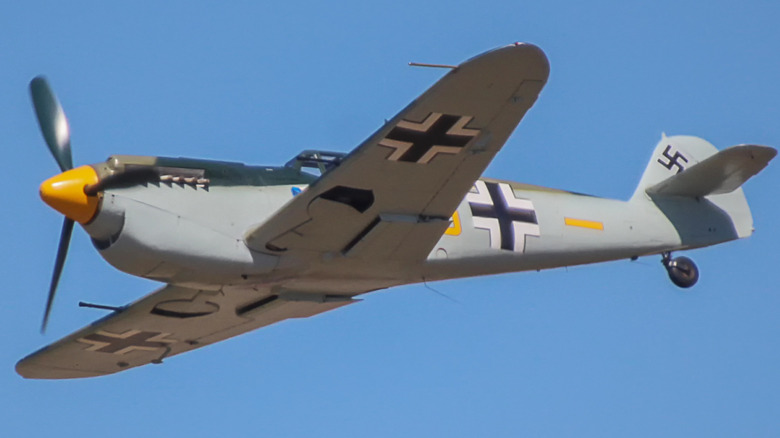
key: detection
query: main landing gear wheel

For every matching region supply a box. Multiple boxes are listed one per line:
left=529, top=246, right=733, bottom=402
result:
left=661, top=252, right=699, bottom=288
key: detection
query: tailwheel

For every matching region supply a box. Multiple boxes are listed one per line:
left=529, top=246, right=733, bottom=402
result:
left=661, top=252, right=699, bottom=288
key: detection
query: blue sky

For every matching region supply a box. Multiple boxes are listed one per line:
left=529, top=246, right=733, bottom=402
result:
left=2, top=1, right=778, bottom=437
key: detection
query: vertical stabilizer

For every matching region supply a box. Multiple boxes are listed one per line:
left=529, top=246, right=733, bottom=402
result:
left=630, top=134, right=718, bottom=202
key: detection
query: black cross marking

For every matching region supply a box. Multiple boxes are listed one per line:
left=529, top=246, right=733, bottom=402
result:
left=469, top=182, right=537, bottom=251
left=657, top=145, right=688, bottom=174
left=78, top=330, right=175, bottom=354
left=379, top=113, right=478, bottom=163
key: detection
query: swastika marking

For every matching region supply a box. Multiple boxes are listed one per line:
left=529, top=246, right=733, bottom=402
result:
left=657, top=145, right=688, bottom=174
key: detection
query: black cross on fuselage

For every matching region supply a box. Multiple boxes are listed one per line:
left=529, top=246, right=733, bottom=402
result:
left=81, top=331, right=169, bottom=354
left=469, top=182, right=537, bottom=251
left=384, top=114, right=474, bottom=163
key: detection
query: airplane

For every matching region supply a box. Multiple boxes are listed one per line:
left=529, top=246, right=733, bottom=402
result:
left=17, top=43, right=775, bottom=379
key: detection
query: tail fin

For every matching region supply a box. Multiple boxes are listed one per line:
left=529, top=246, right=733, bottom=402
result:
left=631, top=135, right=776, bottom=244
left=630, top=134, right=719, bottom=201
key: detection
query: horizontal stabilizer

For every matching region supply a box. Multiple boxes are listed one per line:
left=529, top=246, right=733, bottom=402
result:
left=646, top=145, right=776, bottom=197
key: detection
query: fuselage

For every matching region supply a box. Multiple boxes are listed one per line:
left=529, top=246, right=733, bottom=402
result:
left=65, top=153, right=739, bottom=295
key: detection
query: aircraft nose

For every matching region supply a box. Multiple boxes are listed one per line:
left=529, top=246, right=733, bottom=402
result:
left=39, top=165, right=100, bottom=224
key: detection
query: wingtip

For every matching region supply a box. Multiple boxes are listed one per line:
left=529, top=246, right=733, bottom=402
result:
left=460, top=42, right=549, bottom=82
left=506, top=42, right=549, bottom=79
left=738, top=144, right=778, bottom=163
left=16, top=356, right=107, bottom=380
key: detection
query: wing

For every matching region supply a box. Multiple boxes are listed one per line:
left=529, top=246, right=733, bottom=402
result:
left=17, top=284, right=357, bottom=379
left=245, top=43, right=549, bottom=264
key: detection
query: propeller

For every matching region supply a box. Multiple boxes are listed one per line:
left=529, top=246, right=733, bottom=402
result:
left=31, top=77, right=72, bottom=172
left=30, top=76, right=75, bottom=333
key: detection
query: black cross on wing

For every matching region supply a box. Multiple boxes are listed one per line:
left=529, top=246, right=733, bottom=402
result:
left=467, top=181, right=540, bottom=252
left=77, top=329, right=177, bottom=355
left=379, top=112, right=479, bottom=163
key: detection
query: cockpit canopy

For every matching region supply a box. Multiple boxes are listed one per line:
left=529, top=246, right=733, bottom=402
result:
left=94, top=150, right=347, bottom=189
left=284, top=150, right=347, bottom=176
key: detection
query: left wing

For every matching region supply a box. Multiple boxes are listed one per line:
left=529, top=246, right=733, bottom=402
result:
left=244, top=43, right=549, bottom=264
left=17, top=284, right=356, bottom=379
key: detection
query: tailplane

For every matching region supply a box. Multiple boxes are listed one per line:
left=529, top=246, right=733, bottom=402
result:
left=632, top=135, right=775, bottom=201
left=646, top=144, right=775, bottom=197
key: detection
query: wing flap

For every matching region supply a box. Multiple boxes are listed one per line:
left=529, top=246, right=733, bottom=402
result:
left=343, top=214, right=450, bottom=259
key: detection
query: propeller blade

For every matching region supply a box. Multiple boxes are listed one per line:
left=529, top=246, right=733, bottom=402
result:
left=30, top=76, right=73, bottom=172
left=41, top=218, right=74, bottom=333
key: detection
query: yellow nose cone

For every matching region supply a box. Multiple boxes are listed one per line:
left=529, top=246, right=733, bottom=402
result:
left=40, top=165, right=100, bottom=224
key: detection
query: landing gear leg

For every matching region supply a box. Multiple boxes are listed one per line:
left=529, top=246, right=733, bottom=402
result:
left=661, top=252, right=699, bottom=288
